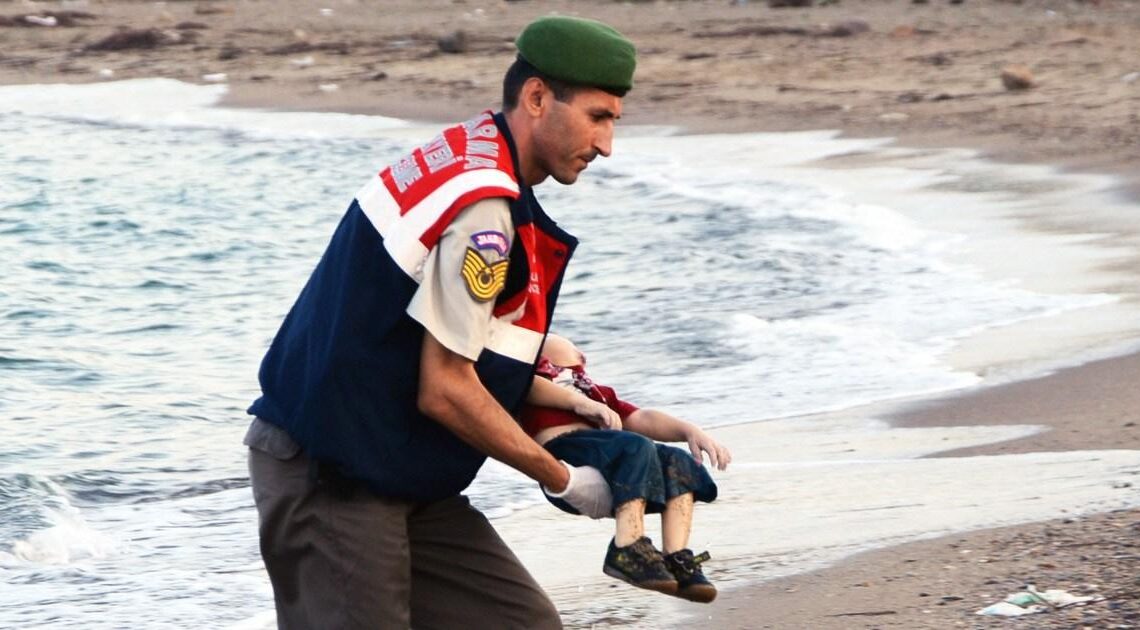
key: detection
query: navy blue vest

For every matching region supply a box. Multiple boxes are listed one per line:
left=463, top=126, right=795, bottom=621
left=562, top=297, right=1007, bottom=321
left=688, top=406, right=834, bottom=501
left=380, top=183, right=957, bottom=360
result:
left=249, top=114, right=577, bottom=501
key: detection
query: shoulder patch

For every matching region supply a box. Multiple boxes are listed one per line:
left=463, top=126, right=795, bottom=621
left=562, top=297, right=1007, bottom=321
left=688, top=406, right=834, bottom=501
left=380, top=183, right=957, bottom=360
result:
left=461, top=247, right=509, bottom=302
left=470, top=230, right=510, bottom=256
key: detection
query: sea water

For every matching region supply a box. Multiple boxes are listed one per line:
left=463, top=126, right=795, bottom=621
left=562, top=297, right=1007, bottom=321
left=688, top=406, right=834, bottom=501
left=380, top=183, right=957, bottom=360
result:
left=1, top=79, right=1135, bottom=628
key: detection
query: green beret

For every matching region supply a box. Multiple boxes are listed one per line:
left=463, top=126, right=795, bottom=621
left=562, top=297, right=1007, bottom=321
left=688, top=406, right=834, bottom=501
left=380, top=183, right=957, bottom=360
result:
left=516, top=16, right=636, bottom=93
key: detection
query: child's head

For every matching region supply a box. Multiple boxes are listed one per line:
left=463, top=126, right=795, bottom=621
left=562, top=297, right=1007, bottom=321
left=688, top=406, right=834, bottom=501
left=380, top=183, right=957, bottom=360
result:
left=541, top=333, right=586, bottom=368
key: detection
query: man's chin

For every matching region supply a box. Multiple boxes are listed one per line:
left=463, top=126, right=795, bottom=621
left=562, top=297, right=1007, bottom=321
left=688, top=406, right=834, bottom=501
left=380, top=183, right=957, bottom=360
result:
left=552, top=168, right=583, bottom=186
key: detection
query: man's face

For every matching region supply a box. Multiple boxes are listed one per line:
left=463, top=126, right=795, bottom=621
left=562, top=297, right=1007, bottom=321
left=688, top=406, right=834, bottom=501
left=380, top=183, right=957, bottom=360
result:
left=531, top=87, right=622, bottom=186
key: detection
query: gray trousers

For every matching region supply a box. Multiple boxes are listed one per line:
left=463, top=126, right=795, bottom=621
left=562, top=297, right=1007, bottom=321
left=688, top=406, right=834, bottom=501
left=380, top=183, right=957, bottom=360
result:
left=248, top=445, right=562, bottom=629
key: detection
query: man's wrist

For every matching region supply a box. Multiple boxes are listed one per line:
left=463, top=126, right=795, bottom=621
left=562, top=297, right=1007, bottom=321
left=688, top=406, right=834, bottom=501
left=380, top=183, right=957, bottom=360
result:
left=544, top=460, right=572, bottom=495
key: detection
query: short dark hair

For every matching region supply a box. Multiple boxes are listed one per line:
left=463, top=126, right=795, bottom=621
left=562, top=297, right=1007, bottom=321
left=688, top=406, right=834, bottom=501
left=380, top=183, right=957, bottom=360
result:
left=501, top=57, right=628, bottom=111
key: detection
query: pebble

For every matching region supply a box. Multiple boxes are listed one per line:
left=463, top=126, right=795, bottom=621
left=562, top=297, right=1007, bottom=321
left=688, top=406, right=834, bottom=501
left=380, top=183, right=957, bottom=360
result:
left=24, top=15, right=58, bottom=26
left=1001, top=64, right=1035, bottom=90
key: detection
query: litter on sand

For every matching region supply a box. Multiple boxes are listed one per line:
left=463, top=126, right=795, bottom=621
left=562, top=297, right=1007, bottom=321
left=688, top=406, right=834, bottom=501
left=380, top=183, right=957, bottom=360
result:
left=976, top=584, right=1104, bottom=616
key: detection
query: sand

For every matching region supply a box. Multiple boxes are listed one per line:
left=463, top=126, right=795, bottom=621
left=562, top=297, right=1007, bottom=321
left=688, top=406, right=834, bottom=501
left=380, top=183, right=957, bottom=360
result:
left=3, top=0, right=1139, bottom=627
left=698, top=352, right=1140, bottom=629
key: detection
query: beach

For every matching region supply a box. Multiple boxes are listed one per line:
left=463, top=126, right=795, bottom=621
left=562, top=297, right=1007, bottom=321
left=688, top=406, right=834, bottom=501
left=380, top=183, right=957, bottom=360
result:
left=3, top=0, right=1139, bottom=628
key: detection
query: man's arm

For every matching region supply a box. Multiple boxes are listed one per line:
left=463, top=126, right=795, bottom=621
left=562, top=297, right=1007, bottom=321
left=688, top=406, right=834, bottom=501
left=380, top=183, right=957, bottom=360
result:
left=418, top=332, right=571, bottom=491
left=406, top=198, right=611, bottom=517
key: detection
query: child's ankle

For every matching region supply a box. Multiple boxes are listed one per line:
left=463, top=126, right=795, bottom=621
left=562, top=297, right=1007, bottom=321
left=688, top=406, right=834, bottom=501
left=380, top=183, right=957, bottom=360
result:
left=614, top=532, right=641, bottom=547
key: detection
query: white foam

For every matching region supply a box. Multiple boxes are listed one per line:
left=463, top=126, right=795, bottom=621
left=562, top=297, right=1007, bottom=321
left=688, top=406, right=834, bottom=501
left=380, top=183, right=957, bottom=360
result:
left=0, top=78, right=410, bottom=139
left=2, top=505, right=118, bottom=567
left=223, top=611, right=277, bottom=630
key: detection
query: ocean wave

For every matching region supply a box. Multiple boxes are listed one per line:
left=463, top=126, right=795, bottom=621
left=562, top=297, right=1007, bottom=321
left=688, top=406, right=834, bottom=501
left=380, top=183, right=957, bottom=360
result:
left=0, top=473, right=117, bottom=567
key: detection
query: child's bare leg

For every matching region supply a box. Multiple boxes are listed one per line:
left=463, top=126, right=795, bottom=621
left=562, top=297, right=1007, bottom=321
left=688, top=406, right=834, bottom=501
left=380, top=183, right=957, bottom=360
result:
left=614, top=498, right=646, bottom=547
left=661, top=492, right=694, bottom=553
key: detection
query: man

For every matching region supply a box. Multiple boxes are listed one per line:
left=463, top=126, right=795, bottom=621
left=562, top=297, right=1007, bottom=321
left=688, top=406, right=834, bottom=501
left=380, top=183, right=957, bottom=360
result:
left=243, top=16, right=637, bottom=629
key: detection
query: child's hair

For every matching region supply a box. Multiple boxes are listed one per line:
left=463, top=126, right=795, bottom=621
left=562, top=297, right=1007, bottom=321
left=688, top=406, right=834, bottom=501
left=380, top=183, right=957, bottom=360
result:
left=541, top=333, right=586, bottom=368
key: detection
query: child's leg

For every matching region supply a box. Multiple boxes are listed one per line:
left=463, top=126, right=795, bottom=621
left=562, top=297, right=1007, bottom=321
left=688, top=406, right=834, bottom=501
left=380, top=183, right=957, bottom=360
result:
left=652, top=444, right=720, bottom=603
left=661, top=492, right=693, bottom=554
left=614, top=498, right=646, bottom=547
left=605, top=498, right=677, bottom=595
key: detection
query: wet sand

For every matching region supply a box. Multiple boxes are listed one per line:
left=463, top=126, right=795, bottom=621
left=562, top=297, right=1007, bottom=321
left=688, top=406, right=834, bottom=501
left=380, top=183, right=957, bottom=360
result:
left=699, top=351, right=1140, bottom=629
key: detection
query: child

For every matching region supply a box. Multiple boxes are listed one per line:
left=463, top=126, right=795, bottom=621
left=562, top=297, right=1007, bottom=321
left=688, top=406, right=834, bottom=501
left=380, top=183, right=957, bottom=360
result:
left=520, top=334, right=732, bottom=603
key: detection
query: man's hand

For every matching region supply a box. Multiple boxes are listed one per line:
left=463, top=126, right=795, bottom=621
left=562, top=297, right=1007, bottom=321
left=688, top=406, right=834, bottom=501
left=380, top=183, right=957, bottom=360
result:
left=543, top=461, right=613, bottom=518
left=685, top=428, right=732, bottom=471
left=571, top=397, right=622, bottom=430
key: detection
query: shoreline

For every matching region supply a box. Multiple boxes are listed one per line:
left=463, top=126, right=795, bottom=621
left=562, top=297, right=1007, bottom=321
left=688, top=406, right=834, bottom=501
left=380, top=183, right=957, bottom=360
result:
left=689, top=348, right=1140, bottom=629
left=5, top=1, right=1139, bottom=627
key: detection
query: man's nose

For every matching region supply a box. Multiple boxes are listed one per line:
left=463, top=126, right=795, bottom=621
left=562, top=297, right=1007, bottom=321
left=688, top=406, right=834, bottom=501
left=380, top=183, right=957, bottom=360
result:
left=593, top=122, right=614, bottom=158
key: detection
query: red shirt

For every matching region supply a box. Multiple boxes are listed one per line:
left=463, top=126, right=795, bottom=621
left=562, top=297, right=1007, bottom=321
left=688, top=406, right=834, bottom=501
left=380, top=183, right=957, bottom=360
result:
left=517, top=358, right=639, bottom=437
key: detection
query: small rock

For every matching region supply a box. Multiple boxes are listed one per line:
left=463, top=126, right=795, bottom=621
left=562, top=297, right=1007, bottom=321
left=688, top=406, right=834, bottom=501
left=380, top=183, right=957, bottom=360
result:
left=1122, top=73, right=1139, bottom=84
left=897, top=91, right=924, bottom=103
left=85, top=28, right=178, bottom=52
left=268, top=42, right=315, bottom=56
left=822, top=19, right=870, bottom=37
left=318, top=83, right=339, bottom=92
left=218, top=45, right=242, bottom=61
left=923, top=52, right=952, bottom=66
left=201, top=73, right=227, bottom=82
left=438, top=30, right=469, bottom=54
left=1001, top=64, right=1035, bottom=90
left=176, top=21, right=209, bottom=30
left=290, top=55, right=315, bottom=67
left=769, top=0, right=813, bottom=6
left=56, top=62, right=89, bottom=74
left=24, top=15, right=58, bottom=27
left=6, top=10, right=94, bottom=27
left=370, top=71, right=388, bottom=81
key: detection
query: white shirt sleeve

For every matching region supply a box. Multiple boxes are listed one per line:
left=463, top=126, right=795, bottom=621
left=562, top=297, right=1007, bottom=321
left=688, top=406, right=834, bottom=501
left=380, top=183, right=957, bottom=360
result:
left=406, top=197, right=514, bottom=361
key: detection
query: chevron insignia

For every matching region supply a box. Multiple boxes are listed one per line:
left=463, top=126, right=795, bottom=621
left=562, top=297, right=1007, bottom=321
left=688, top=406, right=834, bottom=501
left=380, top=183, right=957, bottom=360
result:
left=461, top=247, right=509, bottom=302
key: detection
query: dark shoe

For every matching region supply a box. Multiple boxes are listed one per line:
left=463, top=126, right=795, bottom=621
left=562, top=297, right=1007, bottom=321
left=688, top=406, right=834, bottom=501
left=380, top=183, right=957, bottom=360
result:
left=663, top=549, right=717, bottom=603
left=602, top=537, right=678, bottom=595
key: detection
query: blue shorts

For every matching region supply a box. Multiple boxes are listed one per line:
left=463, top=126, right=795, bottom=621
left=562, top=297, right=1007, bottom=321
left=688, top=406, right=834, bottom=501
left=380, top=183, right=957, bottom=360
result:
left=543, top=429, right=718, bottom=516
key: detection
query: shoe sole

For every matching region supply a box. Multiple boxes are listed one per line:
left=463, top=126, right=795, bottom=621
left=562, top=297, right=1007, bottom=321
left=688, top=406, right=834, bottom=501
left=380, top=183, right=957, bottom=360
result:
left=676, top=584, right=718, bottom=604
left=603, top=566, right=679, bottom=595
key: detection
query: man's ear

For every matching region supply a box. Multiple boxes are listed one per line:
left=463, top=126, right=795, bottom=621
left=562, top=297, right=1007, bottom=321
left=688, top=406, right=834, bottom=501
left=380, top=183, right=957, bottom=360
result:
left=520, top=77, right=548, bottom=117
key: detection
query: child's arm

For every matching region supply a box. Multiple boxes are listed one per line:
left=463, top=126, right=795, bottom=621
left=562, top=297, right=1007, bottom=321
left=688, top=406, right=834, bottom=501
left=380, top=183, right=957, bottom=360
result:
left=526, top=376, right=622, bottom=430
left=623, top=408, right=732, bottom=470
